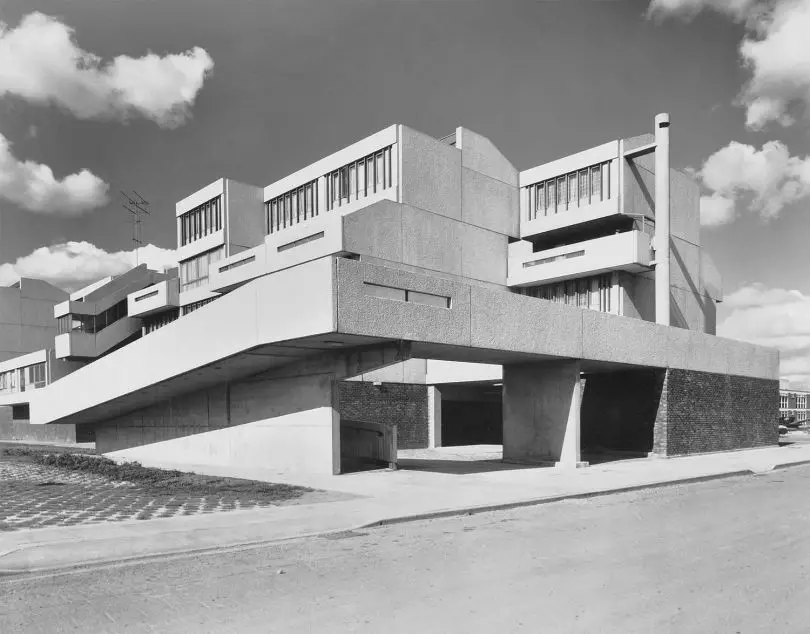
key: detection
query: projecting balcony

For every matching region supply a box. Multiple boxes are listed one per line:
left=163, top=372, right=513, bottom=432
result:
left=208, top=212, right=347, bottom=294
left=55, top=317, right=141, bottom=360
left=127, top=279, right=180, bottom=318
left=507, top=230, right=653, bottom=288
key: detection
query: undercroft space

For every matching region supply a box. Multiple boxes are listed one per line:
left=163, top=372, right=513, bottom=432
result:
left=396, top=444, right=650, bottom=475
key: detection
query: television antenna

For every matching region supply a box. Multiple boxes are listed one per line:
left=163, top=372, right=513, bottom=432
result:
left=121, top=190, right=150, bottom=265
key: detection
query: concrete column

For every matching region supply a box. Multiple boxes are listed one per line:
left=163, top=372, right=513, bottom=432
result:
left=654, top=113, right=671, bottom=326
left=428, top=386, right=442, bottom=448
left=502, top=360, right=586, bottom=468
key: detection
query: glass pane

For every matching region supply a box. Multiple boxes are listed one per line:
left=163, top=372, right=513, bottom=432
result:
left=579, top=170, right=589, bottom=204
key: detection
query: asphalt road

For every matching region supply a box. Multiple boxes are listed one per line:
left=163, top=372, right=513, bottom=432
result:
left=3, top=465, right=810, bottom=633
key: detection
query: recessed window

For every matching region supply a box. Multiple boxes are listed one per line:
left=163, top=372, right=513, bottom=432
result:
left=522, top=250, right=585, bottom=268
left=277, top=231, right=325, bottom=253
left=134, top=289, right=159, bottom=302
left=363, top=282, right=451, bottom=309
left=219, top=255, right=256, bottom=273
left=179, top=196, right=222, bottom=246
left=526, top=160, right=611, bottom=220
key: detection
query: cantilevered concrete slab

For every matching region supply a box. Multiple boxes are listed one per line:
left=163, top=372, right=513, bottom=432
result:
left=28, top=255, right=778, bottom=475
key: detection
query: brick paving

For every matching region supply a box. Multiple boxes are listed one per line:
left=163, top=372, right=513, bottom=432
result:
left=0, top=460, right=282, bottom=532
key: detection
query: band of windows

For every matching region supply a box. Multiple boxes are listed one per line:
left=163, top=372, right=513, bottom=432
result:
left=143, top=309, right=180, bottom=335
left=325, top=145, right=393, bottom=211
left=265, top=145, right=394, bottom=236
left=523, top=274, right=613, bottom=313
left=57, top=299, right=129, bottom=336
left=266, top=180, right=318, bottom=235
left=526, top=161, right=611, bottom=220
left=0, top=362, right=46, bottom=394
left=182, top=297, right=218, bottom=316
left=179, top=196, right=223, bottom=246
left=179, top=247, right=225, bottom=292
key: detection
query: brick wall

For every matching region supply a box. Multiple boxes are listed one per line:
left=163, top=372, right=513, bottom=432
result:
left=663, top=369, right=779, bottom=455
left=338, top=381, right=429, bottom=449
left=581, top=368, right=778, bottom=456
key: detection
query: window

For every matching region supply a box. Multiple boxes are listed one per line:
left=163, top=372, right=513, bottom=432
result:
left=780, top=394, right=789, bottom=409
left=266, top=179, right=318, bottom=234
left=523, top=250, right=585, bottom=268
left=143, top=309, right=180, bottom=335
left=525, top=160, right=612, bottom=220
left=182, top=297, right=218, bottom=316
left=325, top=146, right=394, bottom=211
left=363, top=282, right=451, bottom=309
left=524, top=273, right=613, bottom=313
left=179, top=196, right=222, bottom=246
left=277, top=231, right=325, bottom=253
left=179, top=247, right=225, bottom=292
left=218, top=255, right=256, bottom=273
left=134, top=290, right=159, bottom=302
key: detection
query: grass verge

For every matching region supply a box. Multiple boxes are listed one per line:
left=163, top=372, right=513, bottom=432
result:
left=1, top=445, right=313, bottom=501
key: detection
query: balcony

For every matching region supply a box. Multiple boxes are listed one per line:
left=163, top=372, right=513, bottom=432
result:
left=507, top=230, right=653, bottom=288
left=55, top=317, right=141, bottom=360
left=128, top=279, right=180, bottom=318
left=208, top=212, right=346, bottom=294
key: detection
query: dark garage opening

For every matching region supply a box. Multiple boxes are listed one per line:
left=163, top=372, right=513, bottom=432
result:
left=440, top=383, right=503, bottom=447
left=580, top=369, right=665, bottom=462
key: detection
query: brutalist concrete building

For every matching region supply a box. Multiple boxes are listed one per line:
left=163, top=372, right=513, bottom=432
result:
left=15, top=113, right=777, bottom=475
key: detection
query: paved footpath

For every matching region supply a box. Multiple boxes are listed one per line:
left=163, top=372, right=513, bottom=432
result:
left=2, top=441, right=810, bottom=575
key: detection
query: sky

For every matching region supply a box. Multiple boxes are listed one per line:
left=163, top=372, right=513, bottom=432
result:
left=0, top=0, right=808, bottom=386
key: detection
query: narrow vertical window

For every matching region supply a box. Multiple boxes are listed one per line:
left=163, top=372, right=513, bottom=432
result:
left=568, top=173, right=578, bottom=209
left=579, top=170, right=589, bottom=205
left=547, top=179, right=556, bottom=214
left=591, top=165, right=602, bottom=202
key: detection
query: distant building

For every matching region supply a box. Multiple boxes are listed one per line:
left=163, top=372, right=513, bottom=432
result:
left=780, top=389, right=810, bottom=422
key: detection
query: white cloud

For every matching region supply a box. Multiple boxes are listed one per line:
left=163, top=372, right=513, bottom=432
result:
left=0, top=12, right=214, bottom=128
left=699, top=193, right=736, bottom=226
left=697, top=140, right=810, bottom=225
left=719, top=282, right=810, bottom=389
left=0, top=241, right=177, bottom=292
left=648, top=0, right=810, bottom=130
left=0, top=131, right=108, bottom=214
left=647, top=0, right=761, bottom=22
left=739, top=0, right=810, bottom=129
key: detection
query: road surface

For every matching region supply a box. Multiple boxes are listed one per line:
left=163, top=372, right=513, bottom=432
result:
left=3, top=464, right=810, bottom=633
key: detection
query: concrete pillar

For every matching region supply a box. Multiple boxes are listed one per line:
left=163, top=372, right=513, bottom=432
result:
left=428, top=386, right=442, bottom=448
left=502, top=360, right=586, bottom=468
left=654, top=113, right=671, bottom=326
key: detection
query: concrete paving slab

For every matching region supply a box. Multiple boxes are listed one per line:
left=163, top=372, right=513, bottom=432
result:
left=2, top=442, right=809, bottom=575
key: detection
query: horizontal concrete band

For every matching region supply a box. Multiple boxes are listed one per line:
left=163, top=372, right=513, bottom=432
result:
left=29, top=257, right=776, bottom=428
left=334, top=258, right=777, bottom=379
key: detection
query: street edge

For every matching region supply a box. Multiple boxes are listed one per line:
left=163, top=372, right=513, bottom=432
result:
left=3, top=460, right=809, bottom=578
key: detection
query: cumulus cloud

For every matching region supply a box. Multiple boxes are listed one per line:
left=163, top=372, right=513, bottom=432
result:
left=647, top=0, right=762, bottom=22
left=697, top=140, right=810, bottom=225
left=648, top=0, right=810, bottom=130
left=0, top=131, right=108, bottom=214
left=699, top=193, right=736, bottom=226
left=0, top=12, right=214, bottom=128
left=0, top=241, right=177, bottom=292
left=719, top=282, right=810, bottom=389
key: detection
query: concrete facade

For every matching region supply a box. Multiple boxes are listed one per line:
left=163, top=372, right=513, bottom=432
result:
left=0, top=278, right=66, bottom=363
left=14, top=114, right=780, bottom=476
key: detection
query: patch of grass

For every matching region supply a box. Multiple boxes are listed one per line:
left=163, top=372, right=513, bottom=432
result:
left=2, top=446, right=313, bottom=501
